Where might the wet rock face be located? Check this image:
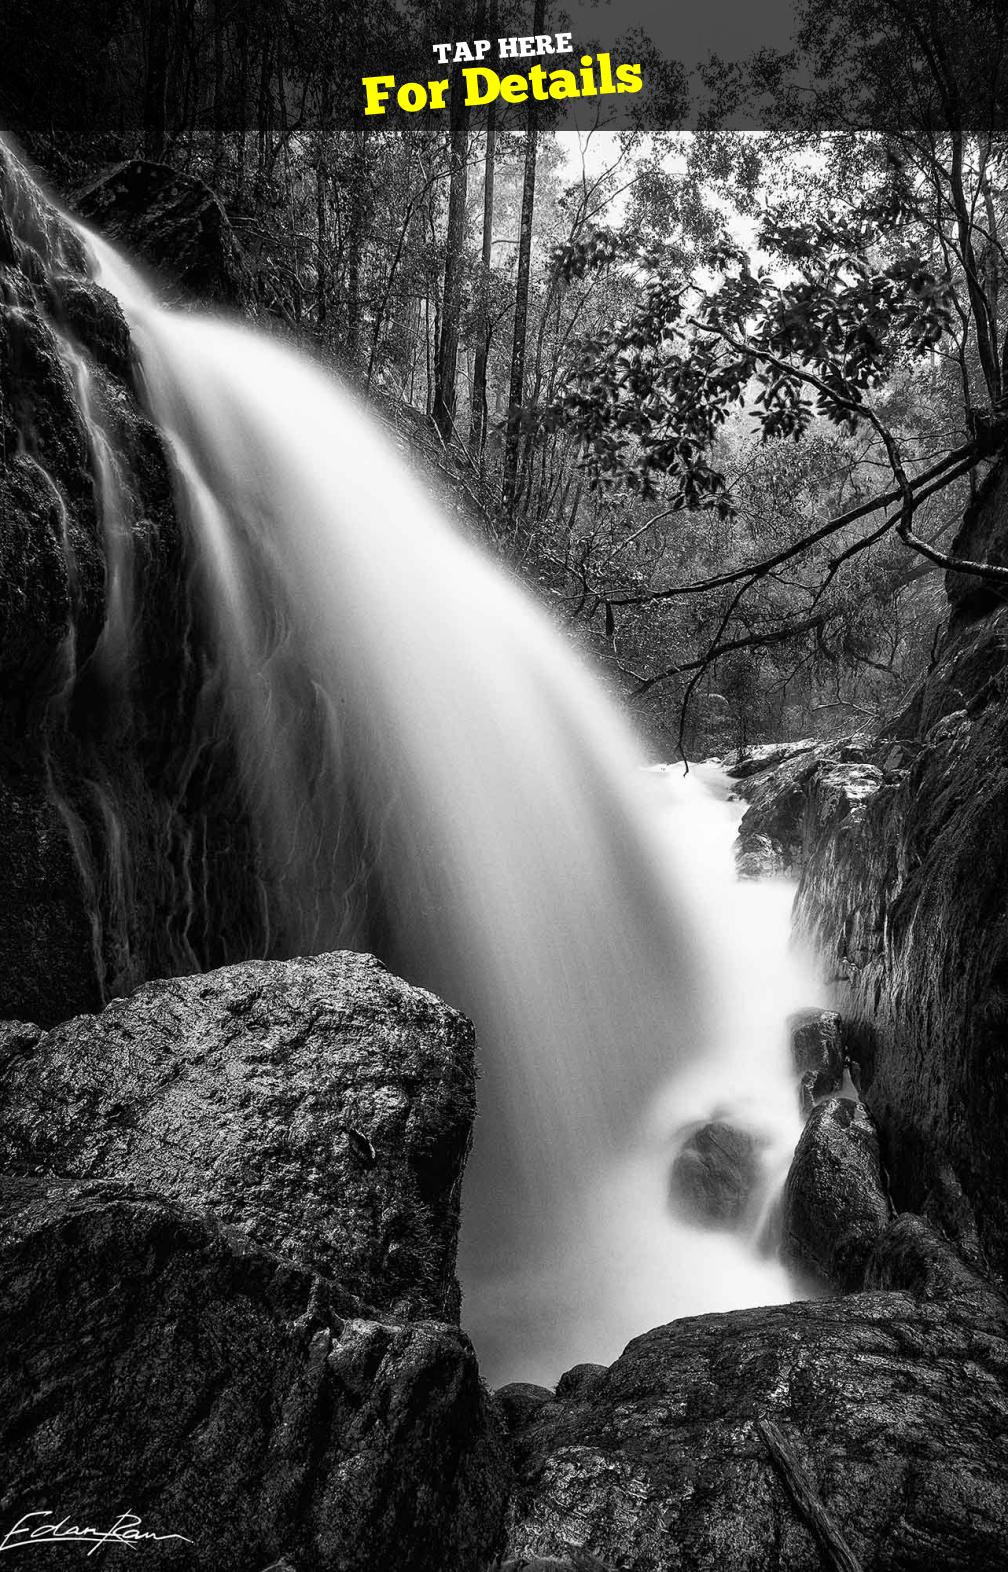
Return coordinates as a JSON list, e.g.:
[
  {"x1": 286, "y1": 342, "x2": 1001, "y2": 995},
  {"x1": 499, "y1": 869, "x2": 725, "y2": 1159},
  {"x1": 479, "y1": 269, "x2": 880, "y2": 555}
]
[
  {"x1": 727, "y1": 458, "x2": 1008, "y2": 1281},
  {"x1": 945, "y1": 455, "x2": 1008, "y2": 625},
  {"x1": 669, "y1": 1121, "x2": 760, "y2": 1228},
  {"x1": 864, "y1": 1212, "x2": 992, "y2": 1298},
  {"x1": 721, "y1": 740, "x2": 815, "y2": 784},
  {"x1": 0, "y1": 951, "x2": 474, "y2": 1321},
  {"x1": 788, "y1": 1008, "x2": 844, "y2": 1113},
  {"x1": 76, "y1": 160, "x2": 254, "y2": 309},
  {"x1": 781, "y1": 1096, "x2": 891, "y2": 1290},
  {"x1": 0, "y1": 142, "x2": 271, "y2": 1024},
  {"x1": 794, "y1": 586, "x2": 1008, "y2": 1275},
  {"x1": 506, "y1": 1292, "x2": 1008, "y2": 1572},
  {"x1": 732, "y1": 737, "x2": 882, "y2": 879},
  {"x1": 0, "y1": 1177, "x2": 508, "y2": 1572}
]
